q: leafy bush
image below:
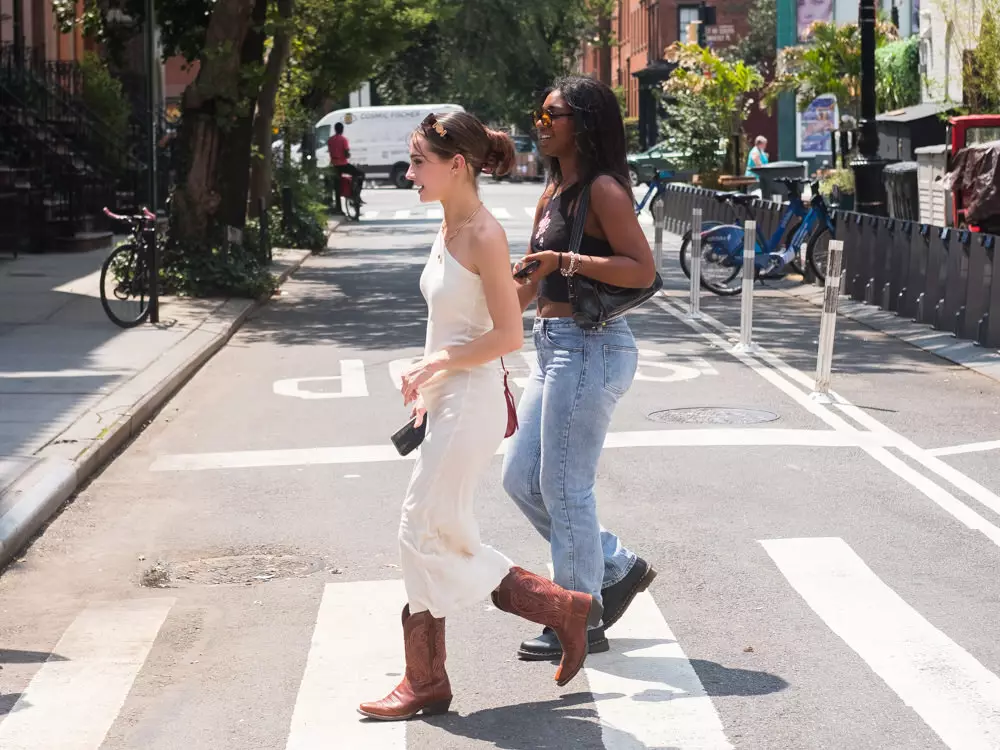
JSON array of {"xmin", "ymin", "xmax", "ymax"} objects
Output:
[
  {"xmin": 267, "ymin": 163, "xmax": 330, "ymax": 252},
  {"xmin": 819, "ymin": 167, "xmax": 855, "ymax": 197},
  {"xmin": 80, "ymin": 52, "xmax": 130, "ymax": 140},
  {"xmin": 159, "ymin": 235, "xmax": 278, "ymax": 299},
  {"xmin": 876, "ymin": 37, "xmax": 921, "ymax": 111}
]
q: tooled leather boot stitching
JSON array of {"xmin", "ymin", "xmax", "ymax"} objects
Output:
[
  {"xmin": 491, "ymin": 566, "xmax": 603, "ymax": 687},
  {"xmin": 358, "ymin": 605, "xmax": 452, "ymax": 721}
]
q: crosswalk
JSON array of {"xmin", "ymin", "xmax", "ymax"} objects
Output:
[
  {"xmin": 3, "ymin": 538, "xmax": 1000, "ymax": 748},
  {"xmin": 361, "ymin": 206, "xmax": 655, "ymax": 226}
]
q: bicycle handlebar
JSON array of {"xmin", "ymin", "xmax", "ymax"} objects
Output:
[{"xmin": 103, "ymin": 207, "xmax": 156, "ymax": 223}]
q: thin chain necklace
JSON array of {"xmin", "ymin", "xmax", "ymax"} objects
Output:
[{"xmin": 443, "ymin": 202, "xmax": 484, "ymax": 245}]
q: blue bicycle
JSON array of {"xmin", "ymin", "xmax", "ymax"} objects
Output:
[
  {"xmin": 634, "ymin": 168, "xmax": 680, "ymax": 218},
  {"xmin": 680, "ymin": 177, "xmax": 836, "ymax": 296}
]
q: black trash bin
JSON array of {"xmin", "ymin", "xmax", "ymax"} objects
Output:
[
  {"xmin": 752, "ymin": 161, "xmax": 808, "ymax": 200},
  {"xmin": 883, "ymin": 161, "xmax": 919, "ymax": 220}
]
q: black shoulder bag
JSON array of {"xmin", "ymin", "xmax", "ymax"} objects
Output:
[{"xmin": 565, "ymin": 183, "xmax": 663, "ymax": 329}]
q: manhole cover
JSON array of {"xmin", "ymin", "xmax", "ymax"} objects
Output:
[
  {"xmin": 647, "ymin": 407, "xmax": 779, "ymax": 425},
  {"xmin": 169, "ymin": 554, "xmax": 322, "ymax": 586}
]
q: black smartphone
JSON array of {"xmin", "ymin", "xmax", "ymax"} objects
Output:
[
  {"xmin": 391, "ymin": 416, "xmax": 427, "ymax": 456},
  {"xmin": 513, "ymin": 259, "xmax": 541, "ymax": 280}
]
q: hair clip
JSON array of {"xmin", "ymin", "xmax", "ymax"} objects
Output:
[{"xmin": 424, "ymin": 114, "xmax": 448, "ymax": 138}]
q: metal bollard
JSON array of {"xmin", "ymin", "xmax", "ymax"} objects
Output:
[
  {"xmin": 688, "ymin": 207, "xmax": 703, "ymax": 319},
  {"xmin": 733, "ymin": 220, "xmax": 758, "ymax": 353},
  {"xmin": 652, "ymin": 198, "xmax": 666, "ymax": 271},
  {"xmin": 811, "ymin": 240, "xmax": 845, "ymax": 402}
]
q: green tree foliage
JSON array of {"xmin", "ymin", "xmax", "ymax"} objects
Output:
[
  {"xmin": 963, "ymin": 9, "xmax": 1000, "ymax": 113},
  {"xmin": 764, "ymin": 20, "xmax": 899, "ymax": 120},
  {"xmin": 661, "ymin": 43, "xmax": 764, "ymax": 174},
  {"xmin": 875, "ymin": 36, "xmax": 921, "ymax": 111},
  {"xmin": 725, "ymin": 0, "xmax": 777, "ymax": 77},
  {"xmin": 374, "ymin": 0, "xmax": 612, "ymax": 129}
]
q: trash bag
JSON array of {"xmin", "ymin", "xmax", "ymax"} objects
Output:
[{"xmin": 944, "ymin": 140, "xmax": 1000, "ymax": 228}]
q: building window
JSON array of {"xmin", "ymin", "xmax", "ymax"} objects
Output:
[{"xmin": 678, "ymin": 5, "xmax": 700, "ymax": 42}]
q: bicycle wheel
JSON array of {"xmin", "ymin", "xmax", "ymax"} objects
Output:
[
  {"xmin": 695, "ymin": 227, "xmax": 745, "ymax": 296},
  {"xmin": 678, "ymin": 221, "xmax": 725, "ymax": 278},
  {"xmin": 782, "ymin": 218, "xmax": 805, "ymax": 276},
  {"xmin": 100, "ymin": 242, "xmax": 151, "ymax": 328},
  {"xmin": 806, "ymin": 225, "xmax": 833, "ymax": 283}
]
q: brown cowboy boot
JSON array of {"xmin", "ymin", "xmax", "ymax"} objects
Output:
[
  {"xmin": 491, "ymin": 566, "xmax": 603, "ymax": 687},
  {"xmin": 358, "ymin": 605, "xmax": 452, "ymax": 721}
]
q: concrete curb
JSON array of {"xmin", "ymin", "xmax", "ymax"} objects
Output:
[
  {"xmin": 0, "ymin": 248, "xmax": 311, "ymax": 569},
  {"xmin": 778, "ymin": 284, "xmax": 1000, "ymax": 384}
]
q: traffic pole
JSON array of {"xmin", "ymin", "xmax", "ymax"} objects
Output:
[
  {"xmin": 688, "ymin": 207, "xmax": 702, "ymax": 319},
  {"xmin": 811, "ymin": 240, "xmax": 846, "ymax": 402},
  {"xmin": 733, "ymin": 220, "xmax": 758, "ymax": 353}
]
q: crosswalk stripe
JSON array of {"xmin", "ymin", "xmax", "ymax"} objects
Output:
[
  {"xmin": 393, "ymin": 210, "xmax": 411, "ymax": 219},
  {"xmin": 285, "ymin": 580, "xmax": 405, "ymax": 749},
  {"xmin": 0, "ymin": 598, "xmax": 174, "ymax": 750},
  {"xmin": 524, "ymin": 207, "xmax": 536, "ymax": 219},
  {"xmin": 426, "ymin": 208, "xmax": 443, "ymax": 220},
  {"xmin": 362, "ymin": 210, "xmax": 379, "ymax": 220},
  {"xmin": 586, "ymin": 591, "xmax": 733, "ymax": 749},
  {"xmin": 490, "ymin": 207, "xmax": 512, "ymax": 219},
  {"xmin": 149, "ymin": 429, "xmax": 899, "ymax": 472},
  {"xmin": 763, "ymin": 537, "xmax": 1000, "ymax": 750}
]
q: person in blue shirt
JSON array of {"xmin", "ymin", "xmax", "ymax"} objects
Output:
[{"xmin": 746, "ymin": 135, "xmax": 769, "ymax": 178}]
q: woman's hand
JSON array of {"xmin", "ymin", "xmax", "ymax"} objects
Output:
[
  {"xmin": 411, "ymin": 396, "xmax": 427, "ymax": 428},
  {"xmin": 514, "ymin": 251, "xmax": 560, "ymax": 284},
  {"xmin": 400, "ymin": 353, "xmax": 447, "ymax": 405}
]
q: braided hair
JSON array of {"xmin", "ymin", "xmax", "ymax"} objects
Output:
[{"xmin": 542, "ymin": 75, "xmax": 632, "ymax": 193}]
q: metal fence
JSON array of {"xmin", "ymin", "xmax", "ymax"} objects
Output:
[{"xmin": 660, "ymin": 183, "xmax": 1000, "ymax": 349}]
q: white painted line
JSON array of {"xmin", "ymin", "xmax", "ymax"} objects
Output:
[
  {"xmin": 523, "ymin": 207, "xmax": 536, "ymax": 218},
  {"xmin": 653, "ymin": 296, "xmax": 1000, "ymax": 549},
  {"xmin": 286, "ymin": 580, "xmax": 405, "ymax": 750},
  {"xmin": 393, "ymin": 210, "xmax": 411, "ymax": 220},
  {"xmin": 927, "ymin": 440, "xmax": 1000, "ymax": 457},
  {"xmin": 490, "ymin": 207, "xmax": 512, "ymax": 219},
  {"xmin": 763, "ymin": 537, "xmax": 1000, "ymax": 749},
  {"xmin": 638, "ymin": 212, "xmax": 653, "ymax": 226},
  {"xmin": 586, "ymin": 591, "xmax": 733, "ymax": 749},
  {"xmin": 426, "ymin": 208, "xmax": 443, "ymax": 220},
  {"xmin": 634, "ymin": 360, "xmax": 704, "ymax": 383},
  {"xmin": 362, "ymin": 210, "xmax": 379, "ymax": 220},
  {"xmin": 0, "ymin": 369, "xmax": 133, "ymax": 379},
  {"xmin": 273, "ymin": 361, "xmax": 368, "ymax": 400},
  {"xmin": 0, "ymin": 598, "xmax": 174, "ymax": 750},
  {"xmin": 149, "ymin": 429, "xmax": 900, "ymax": 472}
]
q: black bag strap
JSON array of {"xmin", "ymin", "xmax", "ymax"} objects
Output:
[{"xmin": 568, "ymin": 183, "xmax": 591, "ymax": 256}]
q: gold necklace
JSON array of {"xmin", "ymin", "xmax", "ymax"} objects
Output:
[{"xmin": 443, "ymin": 203, "xmax": 484, "ymax": 246}]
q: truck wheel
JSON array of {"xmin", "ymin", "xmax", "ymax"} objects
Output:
[{"xmin": 392, "ymin": 166, "xmax": 413, "ymax": 189}]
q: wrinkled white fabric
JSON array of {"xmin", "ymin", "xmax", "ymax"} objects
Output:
[{"xmin": 398, "ymin": 231, "xmax": 513, "ymax": 618}]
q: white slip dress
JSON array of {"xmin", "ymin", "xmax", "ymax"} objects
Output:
[{"xmin": 398, "ymin": 230, "xmax": 514, "ymax": 618}]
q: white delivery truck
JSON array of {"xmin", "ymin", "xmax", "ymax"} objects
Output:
[{"xmin": 311, "ymin": 103, "xmax": 465, "ymax": 188}]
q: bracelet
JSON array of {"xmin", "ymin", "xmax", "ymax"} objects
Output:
[
  {"xmin": 558, "ymin": 252, "xmax": 564, "ymax": 271},
  {"xmin": 560, "ymin": 251, "xmax": 581, "ymax": 277}
]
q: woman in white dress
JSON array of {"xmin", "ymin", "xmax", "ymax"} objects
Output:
[{"xmin": 359, "ymin": 112, "xmax": 603, "ymax": 722}]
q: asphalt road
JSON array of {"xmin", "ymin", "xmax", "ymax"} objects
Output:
[{"xmin": 2, "ymin": 182, "xmax": 1000, "ymax": 750}]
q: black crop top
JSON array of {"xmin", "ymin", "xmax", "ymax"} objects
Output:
[{"xmin": 530, "ymin": 181, "xmax": 614, "ymax": 303}]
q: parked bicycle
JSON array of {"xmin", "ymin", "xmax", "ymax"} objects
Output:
[
  {"xmin": 100, "ymin": 206, "xmax": 157, "ymax": 328},
  {"xmin": 679, "ymin": 177, "xmax": 836, "ymax": 296},
  {"xmin": 633, "ymin": 168, "xmax": 677, "ymax": 219}
]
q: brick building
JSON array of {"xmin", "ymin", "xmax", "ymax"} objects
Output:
[{"xmin": 579, "ymin": 0, "xmax": 777, "ymax": 155}]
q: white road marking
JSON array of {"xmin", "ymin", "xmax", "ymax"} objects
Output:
[
  {"xmin": 388, "ymin": 357, "xmax": 421, "ymax": 390},
  {"xmin": 489, "ymin": 207, "xmax": 512, "ymax": 219},
  {"xmin": 763, "ymin": 537, "xmax": 1000, "ymax": 750},
  {"xmin": 927, "ymin": 440, "xmax": 1000, "ymax": 457},
  {"xmin": 273, "ymin": 361, "xmax": 368, "ymax": 400},
  {"xmin": 363, "ymin": 210, "xmax": 379, "ymax": 220},
  {"xmin": 0, "ymin": 598, "xmax": 174, "ymax": 750},
  {"xmin": 393, "ymin": 210, "xmax": 411, "ymax": 220},
  {"xmin": 638, "ymin": 212, "xmax": 653, "ymax": 226},
  {"xmin": 653, "ymin": 296, "xmax": 1000, "ymax": 549},
  {"xmin": 149, "ymin": 428, "xmax": 899, "ymax": 472},
  {"xmin": 524, "ymin": 206, "xmax": 536, "ymax": 218},
  {"xmin": 586, "ymin": 592, "xmax": 733, "ymax": 749},
  {"xmin": 426, "ymin": 208, "xmax": 443, "ymax": 220},
  {"xmin": 634, "ymin": 360, "xmax": 704, "ymax": 383},
  {"xmin": 285, "ymin": 580, "xmax": 405, "ymax": 750}
]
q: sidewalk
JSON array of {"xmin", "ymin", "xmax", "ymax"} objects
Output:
[{"xmin": 0, "ymin": 244, "xmax": 313, "ymax": 567}]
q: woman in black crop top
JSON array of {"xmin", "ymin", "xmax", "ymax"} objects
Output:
[{"xmin": 501, "ymin": 76, "xmax": 659, "ymax": 662}]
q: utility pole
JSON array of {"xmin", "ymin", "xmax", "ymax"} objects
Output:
[{"xmin": 851, "ymin": 0, "xmax": 887, "ymax": 215}]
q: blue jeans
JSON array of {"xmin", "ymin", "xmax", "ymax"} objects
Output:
[{"xmin": 501, "ymin": 317, "xmax": 639, "ymax": 606}]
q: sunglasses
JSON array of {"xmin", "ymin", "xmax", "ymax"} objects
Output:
[{"xmin": 532, "ymin": 110, "xmax": 573, "ymax": 128}]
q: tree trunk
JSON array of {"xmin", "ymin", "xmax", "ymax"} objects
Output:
[
  {"xmin": 170, "ymin": 0, "xmax": 259, "ymax": 246},
  {"xmin": 249, "ymin": 0, "xmax": 294, "ymax": 218},
  {"xmin": 216, "ymin": 0, "xmax": 268, "ymax": 229}
]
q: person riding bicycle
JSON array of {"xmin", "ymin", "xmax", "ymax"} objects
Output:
[{"xmin": 327, "ymin": 122, "xmax": 365, "ymax": 215}]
